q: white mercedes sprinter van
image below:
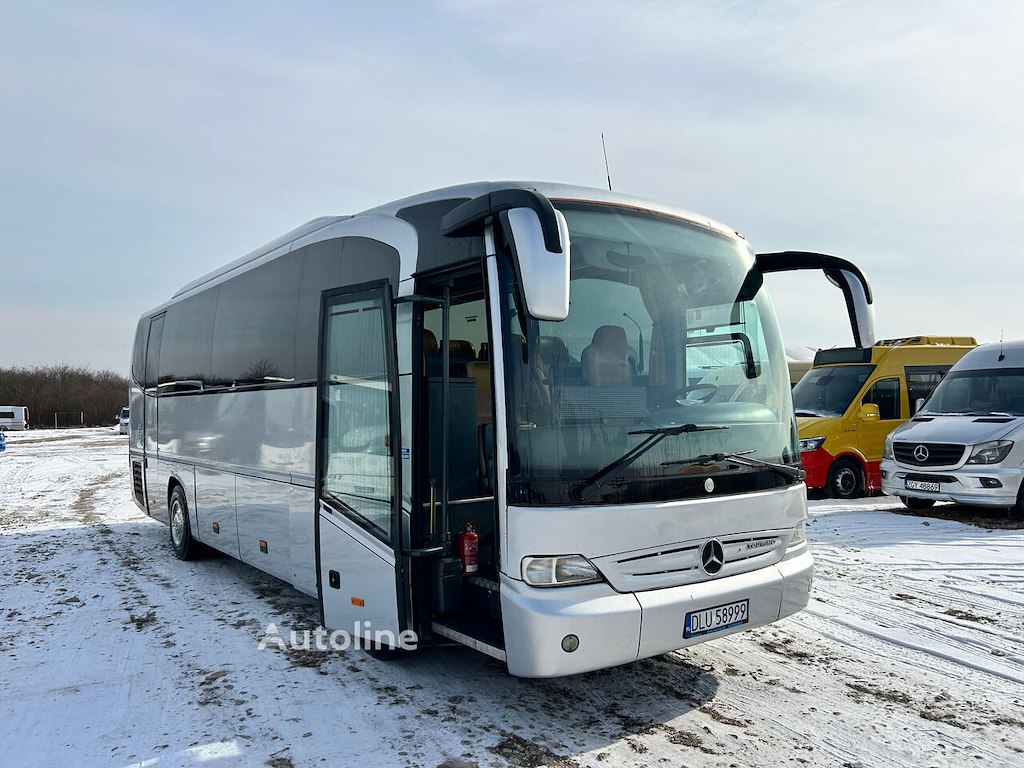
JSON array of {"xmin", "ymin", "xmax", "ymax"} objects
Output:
[{"xmin": 881, "ymin": 340, "xmax": 1024, "ymax": 517}]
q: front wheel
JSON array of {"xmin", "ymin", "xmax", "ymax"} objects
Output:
[
  {"xmin": 1011, "ymin": 483, "xmax": 1024, "ymax": 521},
  {"xmin": 169, "ymin": 485, "xmax": 200, "ymax": 560},
  {"xmin": 899, "ymin": 495, "xmax": 935, "ymax": 511},
  {"xmin": 827, "ymin": 458, "xmax": 863, "ymax": 499}
]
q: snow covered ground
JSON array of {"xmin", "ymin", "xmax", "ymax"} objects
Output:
[{"xmin": 1, "ymin": 429, "xmax": 1022, "ymax": 768}]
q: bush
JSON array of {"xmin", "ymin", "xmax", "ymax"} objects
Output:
[{"xmin": 0, "ymin": 364, "xmax": 129, "ymax": 428}]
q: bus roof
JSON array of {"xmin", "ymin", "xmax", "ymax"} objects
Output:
[
  {"xmin": 357, "ymin": 180, "xmax": 736, "ymax": 236},
  {"xmin": 170, "ymin": 181, "xmax": 740, "ymax": 302}
]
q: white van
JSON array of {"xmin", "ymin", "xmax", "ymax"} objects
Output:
[
  {"xmin": 118, "ymin": 406, "xmax": 130, "ymax": 435},
  {"xmin": 881, "ymin": 340, "xmax": 1024, "ymax": 517},
  {"xmin": 0, "ymin": 406, "xmax": 29, "ymax": 431}
]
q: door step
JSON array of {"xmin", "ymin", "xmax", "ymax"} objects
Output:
[{"xmin": 431, "ymin": 613, "xmax": 506, "ymax": 662}]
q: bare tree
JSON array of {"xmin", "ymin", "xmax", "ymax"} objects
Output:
[{"xmin": 0, "ymin": 365, "xmax": 129, "ymax": 428}]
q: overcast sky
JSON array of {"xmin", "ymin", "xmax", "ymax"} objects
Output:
[{"xmin": 2, "ymin": 1, "xmax": 1022, "ymax": 373}]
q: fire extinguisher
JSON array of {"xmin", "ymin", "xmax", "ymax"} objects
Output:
[{"xmin": 457, "ymin": 521, "xmax": 479, "ymax": 575}]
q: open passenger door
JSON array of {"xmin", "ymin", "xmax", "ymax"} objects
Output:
[
  {"xmin": 755, "ymin": 251, "xmax": 876, "ymax": 348},
  {"xmin": 316, "ymin": 282, "xmax": 406, "ymax": 646}
]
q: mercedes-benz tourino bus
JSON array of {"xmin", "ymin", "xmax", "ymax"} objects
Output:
[{"xmin": 129, "ymin": 182, "xmax": 874, "ymax": 677}]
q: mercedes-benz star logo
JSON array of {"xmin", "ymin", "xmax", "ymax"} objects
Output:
[
  {"xmin": 700, "ymin": 539, "xmax": 725, "ymax": 575},
  {"xmin": 913, "ymin": 445, "xmax": 930, "ymax": 462}
]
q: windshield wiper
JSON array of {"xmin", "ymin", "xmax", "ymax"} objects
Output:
[
  {"xmin": 794, "ymin": 410, "xmax": 821, "ymax": 417},
  {"xmin": 662, "ymin": 449, "xmax": 806, "ymax": 481},
  {"xmin": 569, "ymin": 423, "xmax": 729, "ymax": 503}
]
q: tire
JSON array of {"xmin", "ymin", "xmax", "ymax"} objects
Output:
[
  {"xmin": 899, "ymin": 495, "xmax": 936, "ymax": 511},
  {"xmin": 826, "ymin": 458, "xmax": 863, "ymax": 500},
  {"xmin": 1011, "ymin": 483, "xmax": 1024, "ymax": 521},
  {"xmin": 168, "ymin": 484, "xmax": 200, "ymax": 560}
]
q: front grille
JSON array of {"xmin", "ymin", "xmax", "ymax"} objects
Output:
[
  {"xmin": 592, "ymin": 531, "xmax": 787, "ymax": 592},
  {"xmin": 893, "ymin": 442, "xmax": 965, "ymax": 467}
]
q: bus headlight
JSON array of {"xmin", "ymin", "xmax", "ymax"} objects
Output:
[
  {"xmin": 799, "ymin": 436, "xmax": 826, "ymax": 453},
  {"xmin": 522, "ymin": 555, "xmax": 603, "ymax": 587},
  {"xmin": 790, "ymin": 520, "xmax": 806, "ymax": 546},
  {"xmin": 966, "ymin": 440, "xmax": 1013, "ymax": 465}
]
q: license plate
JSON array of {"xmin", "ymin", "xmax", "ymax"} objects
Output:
[
  {"xmin": 684, "ymin": 599, "xmax": 749, "ymax": 639},
  {"xmin": 905, "ymin": 479, "xmax": 939, "ymax": 492}
]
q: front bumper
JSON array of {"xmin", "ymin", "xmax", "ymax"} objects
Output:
[
  {"xmin": 881, "ymin": 461, "xmax": 1024, "ymax": 507},
  {"xmin": 800, "ymin": 448, "xmax": 833, "ymax": 489},
  {"xmin": 500, "ymin": 547, "xmax": 813, "ymax": 677}
]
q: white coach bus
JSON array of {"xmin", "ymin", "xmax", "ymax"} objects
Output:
[{"xmin": 129, "ymin": 182, "xmax": 874, "ymax": 677}]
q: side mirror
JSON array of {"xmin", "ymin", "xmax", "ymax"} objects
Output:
[
  {"xmin": 756, "ymin": 252, "xmax": 875, "ymax": 348},
  {"xmin": 914, "ymin": 397, "xmax": 925, "ymax": 415},
  {"xmin": 441, "ymin": 188, "xmax": 571, "ymax": 322},
  {"xmin": 502, "ymin": 207, "xmax": 570, "ymax": 321},
  {"xmin": 858, "ymin": 402, "xmax": 880, "ymax": 422}
]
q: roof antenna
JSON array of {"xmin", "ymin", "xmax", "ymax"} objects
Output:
[
  {"xmin": 999, "ymin": 329, "xmax": 1005, "ymax": 361},
  {"xmin": 601, "ymin": 132, "xmax": 613, "ymax": 191}
]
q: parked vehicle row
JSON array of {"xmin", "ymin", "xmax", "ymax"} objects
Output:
[
  {"xmin": 882, "ymin": 340, "xmax": 1024, "ymax": 517},
  {"xmin": 794, "ymin": 337, "xmax": 976, "ymax": 499}
]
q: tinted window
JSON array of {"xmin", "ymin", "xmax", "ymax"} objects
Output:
[
  {"xmin": 131, "ymin": 317, "xmax": 147, "ymax": 385},
  {"xmin": 160, "ymin": 289, "xmax": 217, "ymax": 387},
  {"xmin": 212, "ymin": 252, "xmax": 302, "ymax": 384},
  {"xmin": 294, "ymin": 237, "xmax": 401, "ymax": 380},
  {"xmin": 295, "ymin": 240, "xmax": 344, "ymax": 380},
  {"xmin": 145, "ymin": 314, "xmax": 164, "ymax": 388},
  {"xmin": 906, "ymin": 366, "xmax": 949, "ymax": 412},
  {"xmin": 397, "ymin": 199, "xmax": 481, "ymax": 273}
]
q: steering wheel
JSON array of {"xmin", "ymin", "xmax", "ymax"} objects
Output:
[{"xmin": 672, "ymin": 383, "xmax": 720, "ymax": 404}]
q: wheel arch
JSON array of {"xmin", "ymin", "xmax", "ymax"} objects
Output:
[
  {"xmin": 165, "ymin": 468, "xmax": 198, "ymax": 540},
  {"xmin": 167, "ymin": 474, "xmax": 183, "ymax": 506},
  {"xmin": 827, "ymin": 449, "xmax": 869, "ymax": 474}
]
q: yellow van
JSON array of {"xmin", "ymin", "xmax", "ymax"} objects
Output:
[{"xmin": 793, "ymin": 336, "xmax": 976, "ymax": 498}]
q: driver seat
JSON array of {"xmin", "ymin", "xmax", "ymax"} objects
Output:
[{"xmin": 582, "ymin": 325, "xmax": 636, "ymax": 386}]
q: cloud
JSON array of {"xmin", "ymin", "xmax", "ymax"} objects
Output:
[{"xmin": 1, "ymin": 0, "xmax": 1023, "ymax": 370}]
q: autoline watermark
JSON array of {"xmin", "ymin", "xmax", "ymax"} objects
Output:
[{"xmin": 258, "ymin": 622, "xmax": 419, "ymax": 652}]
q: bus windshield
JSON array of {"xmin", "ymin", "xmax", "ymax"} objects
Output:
[
  {"xmin": 792, "ymin": 364, "xmax": 875, "ymax": 418},
  {"xmin": 500, "ymin": 202, "xmax": 798, "ymax": 506}
]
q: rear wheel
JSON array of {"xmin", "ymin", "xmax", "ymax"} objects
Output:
[
  {"xmin": 899, "ymin": 495, "xmax": 936, "ymax": 511},
  {"xmin": 169, "ymin": 484, "xmax": 200, "ymax": 560},
  {"xmin": 827, "ymin": 458, "xmax": 863, "ymax": 499}
]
